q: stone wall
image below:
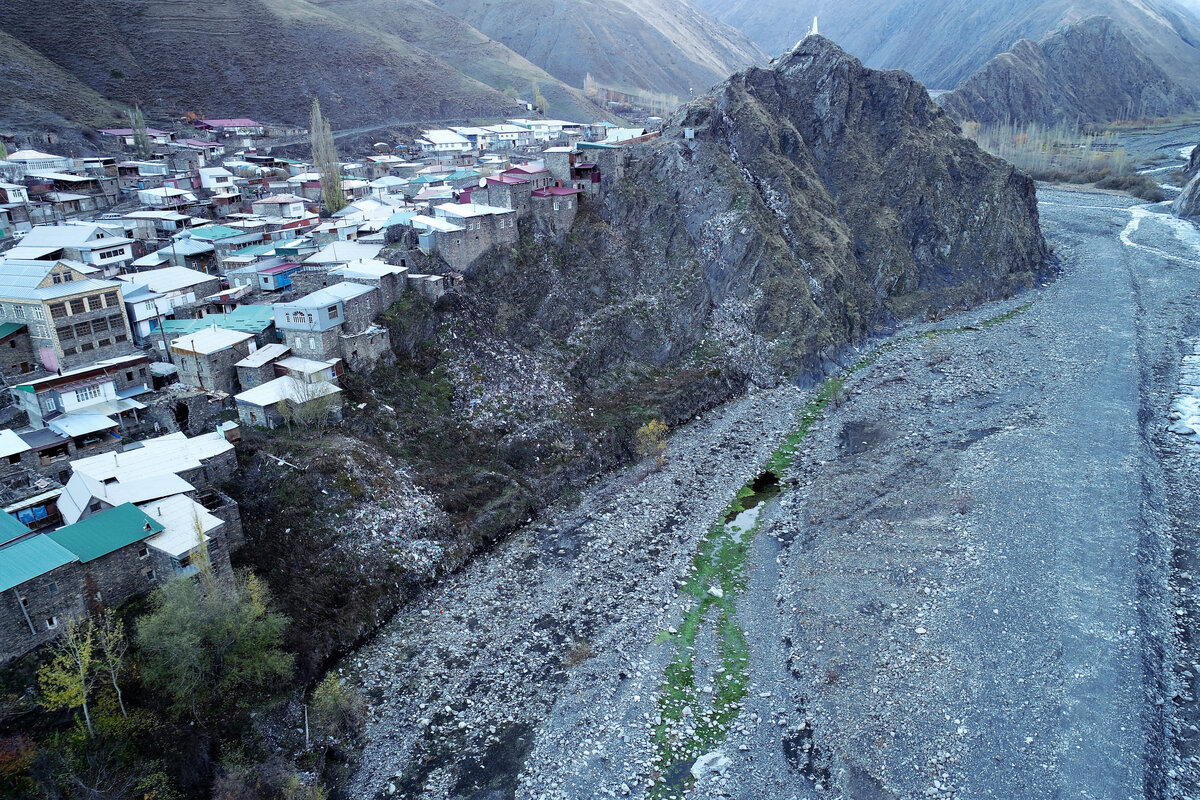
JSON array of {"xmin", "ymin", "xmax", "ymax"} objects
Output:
[
  {"xmin": 0, "ymin": 562, "xmax": 87, "ymax": 664},
  {"xmin": 0, "ymin": 329, "xmax": 38, "ymax": 379},
  {"xmin": 532, "ymin": 194, "xmax": 580, "ymax": 240},
  {"xmin": 340, "ymin": 327, "xmax": 393, "ymax": 371},
  {"xmin": 434, "ymin": 213, "xmax": 519, "ymax": 271},
  {"xmin": 283, "ymin": 328, "xmax": 341, "ymax": 361},
  {"xmin": 173, "ymin": 340, "xmax": 254, "ymax": 395}
]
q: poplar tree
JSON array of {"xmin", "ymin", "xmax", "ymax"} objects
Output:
[
  {"xmin": 309, "ymin": 99, "xmax": 345, "ymax": 214},
  {"xmin": 127, "ymin": 107, "xmax": 153, "ymax": 160}
]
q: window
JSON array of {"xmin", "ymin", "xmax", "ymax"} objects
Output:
[
  {"xmin": 138, "ymin": 546, "xmax": 148, "ymax": 559},
  {"xmin": 63, "ymin": 347, "xmax": 77, "ymax": 355},
  {"xmin": 125, "ymin": 371, "xmax": 133, "ymax": 381},
  {"xmin": 74, "ymin": 322, "xmax": 90, "ymax": 338},
  {"xmin": 96, "ymin": 338, "xmax": 111, "ymax": 347},
  {"xmin": 52, "ymin": 274, "xmax": 62, "ymax": 284},
  {"xmin": 47, "ymin": 582, "xmax": 58, "ymax": 596},
  {"xmin": 63, "ymin": 273, "xmax": 73, "ymax": 283},
  {"xmin": 86, "ymin": 295, "xmax": 102, "ymax": 312},
  {"xmin": 92, "ymin": 317, "xmax": 108, "ymax": 333},
  {"xmin": 80, "ymin": 342, "xmax": 94, "ymax": 352},
  {"xmin": 69, "ymin": 299, "xmax": 85, "ymax": 315},
  {"xmin": 49, "ymin": 303, "xmax": 66, "ymax": 319},
  {"xmin": 114, "ymin": 334, "xmax": 127, "ymax": 343},
  {"xmin": 306, "ymin": 314, "xmax": 313, "ymax": 324},
  {"xmin": 7, "ymin": 453, "xmax": 20, "ymax": 465},
  {"xmin": 327, "ymin": 305, "xmax": 339, "ymax": 319},
  {"xmin": 31, "ymin": 307, "xmax": 44, "ymax": 320},
  {"xmin": 139, "ymin": 368, "xmax": 146, "ymax": 378},
  {"xmin": 103, "ymin": 292, "xmax": 119, "ymax": 307},
  {"xmin": 88, "ymin": 499, "xmax": 102, "ymax": 512},
  {"xmin": 45, "ymin": 617, "xmax": 58, "ymax": 630},
  {"xmin": 107, "ymin": 313, "xmax": 123, "ymax": 329},
  {"xmin": 308, "ymin": 336, "xmax": 316, "ymax": 350}
]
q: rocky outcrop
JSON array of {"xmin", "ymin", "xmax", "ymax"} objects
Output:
[
  {"xmin": 470, "ymin": 36, "xmax": 1049, "ymax": 378},
  {"xmin": 1174, "ymin": 173, "xmax": 1200, "ymax": 219},
  {"xmin": 939, "ymin": 17, "xmax": 1195, "ymax": 128}
]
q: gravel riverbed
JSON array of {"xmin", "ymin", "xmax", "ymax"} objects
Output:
[{"xmin": 342, "ymin": 184, "xmax": 1200, "ymax": 800}]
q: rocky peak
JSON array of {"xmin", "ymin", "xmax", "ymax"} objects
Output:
[{"xmin": 472, "ymin": 34, "xmax": 1050, "ymax": 379}]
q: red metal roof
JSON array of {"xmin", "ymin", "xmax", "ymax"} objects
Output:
[{"xmin": 532, "ymin": 187, "xmax": 583, "ymax": 197}]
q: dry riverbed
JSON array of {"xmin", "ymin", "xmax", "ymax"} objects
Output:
[{"xmin": 340, "ymin": 186, "xmax": 1200, "ymax": 800}]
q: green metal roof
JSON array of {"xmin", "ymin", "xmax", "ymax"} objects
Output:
[
  {"xmin": 0, "ymin": 513, "xmax": 30, "ymax": 546},
  {"xmin": 0, "ymin": 322, "xmax": 27, "ymax": 341},
  {"xmin": 232, "ymin": 243, "xmax": 277, "ymax": 257},
  {"xmin": 48, "ymin": 503, "xmax": 163, "ymax": 563},
  {"xmin": 161, "ymin": 305, "xmax": 276, "ymax": 335},
  {"xmin": 0, "ymin": 535, "xmax": 77, "ymax": 592},
  {"xmin": 189, "ymin": 225, "xmax": 244, "ymax": 241}
]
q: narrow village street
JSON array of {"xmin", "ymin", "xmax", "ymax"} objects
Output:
[{"xmin": 347, "ymin": 185, "xmax": 1200, "ymax": 800}]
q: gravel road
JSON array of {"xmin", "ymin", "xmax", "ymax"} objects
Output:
[{"xmin": 342, "ymin": 183, "xmax": 1200, "ymax": 800}]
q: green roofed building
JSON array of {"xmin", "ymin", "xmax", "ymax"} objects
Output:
[
  {"xmin": 160, "ymin": 305, "xmax": 277, "ymax": 340},
  {"xmin": 48, "ymin": 502, "xmax": 163, "ymax": 563},
  {"xmin": 0, "ymin": 531, "xmax": 84, "ymax": 663}
]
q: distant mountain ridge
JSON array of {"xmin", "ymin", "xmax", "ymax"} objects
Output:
[
  {"xmin": 939, "ymin": 17, "xmax": 1196, "ymax": 127},
  {"xmin": 694, "ymin": 0, "xmax": 1200, "ymax": 94}
]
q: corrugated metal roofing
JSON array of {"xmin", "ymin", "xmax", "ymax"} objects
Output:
[
  {"xmin": 0, "ymin": 512, "xmax": 30, "ymax": 546},
  {"xmin": 49, "ymin": 503, "xmax": 163, "ymax": 563},
  {"xmin": 0, "ymin": 535, "xmax": 76, "ymax": 592},
  {"xmin": 0, "ymin": 322, "xmax": 27, "ymax": 339},
  {"xmin": 160, "ymin": 305, "xmax": 275, "ymax": 335}
]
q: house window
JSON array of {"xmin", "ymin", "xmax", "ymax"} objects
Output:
[
  {"xmin": 138, "ymin": 546, "xmax": 148, "ymax": 559},
  {"xmin": 52, "ymin": 274, "xmax": 62, "ymax": 284},
  {"xmin": 143, "ymin": 568, "xmax": 156, "ymax": 581},
  {"xmin": 139, "ymin": 368, "xmax": 146, "ymax": 378},
  {"xmin": 74, "ymin": 321, "xmax": 90, "ymax": 338},
  {"xmin": 57, "ymin": 326, "xmax": 74, "ymax": 341},
  {"xmin": 86, "ymin": 296, "xmax": 103, "ymax": 312},
  {"xmin": 104, "ymin": 292, "xmax": 119, "ymax": 307},
  {"xmin": 69, "ymin": 299, "xmax": 85, "ymax": 315},
  {"xmin": 125, "ymin": 371, "xmax": 133, "ymax": 381},
  {"xmin": 63, "ymin": 347, "xmax": 77, "ymax": 355},
  {"xmin": 45, "ymin": 617, "xmax": 58, "ymax": 630},
  {"xmin": 92, "ymin": 317, "xmax": 109, "ymax": 333},
  {"xmin": 88, "ymin": 500, "xmax": 102, "ymax": 512},
  {"xmin": 50, "ymin": 303, "xmax": 66, "ymax": 319},
  {"xmin": 97, "ymin": 338, "xmax": 111, "ymax": 347},
  {"xmin": 308, "ymin": 337, "xmax": 316, "ymax": 350},
  {"xmin": 306, "ymin": 314, "xmax": 313, "ymax": 324},
  {"xmin": 47, "ymin": 582, "xmax": 57, "ymax": 595},
  {"xmin": 63, "ymin": 273, "xmax": 73, "ymax": 282},
  {"xmin": 76, "ymin": 385, "xmax": 101, "ymax": 402},
  {"xmin": 7, "ymin": 453, "xmax": 20, "ymax": 465},
  {"xmin": 80, "ymin": 342, "xmax": 94, "ymax": 352},
  {"xmin": 327, "ymin": 305, "xmax": 339, "ymax": 319},
  {"xmin": 114, "ymin": 334, "xmax": 127, "ymax": 343},
  {"xmin": 107, "ymin": 313, "xmax": 123, "ymax": 329}
]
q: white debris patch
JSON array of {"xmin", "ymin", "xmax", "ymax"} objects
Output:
[{"xmin": 444, "ymin": 331, "xmax": 572, "ymax": 434}]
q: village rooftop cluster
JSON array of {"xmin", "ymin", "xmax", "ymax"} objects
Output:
[{"xmin": 0, "ymin": 112, "xmax": 660, "ymax": 662}]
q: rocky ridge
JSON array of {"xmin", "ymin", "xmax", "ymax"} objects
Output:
[
  {"xmin": 939, "ymin": 17, "xmax": 1196, "ymax": 128},
  {"xmin": 470, "ymin": 35, "xmax": 1049, "ymax": 382}
]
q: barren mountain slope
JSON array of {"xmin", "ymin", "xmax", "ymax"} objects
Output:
[
  {"xmin": 0, "ymin": 0, "xmax": 524, "ymax": 127},
  {"xmin": 940, "ymin": 16, "xmax": 1196, "ymax": 127},
  {"xmin": 695, "ymin": 0, "xmax": 1200, "ymax": 92},
  {"xmin": 431, "ymin": 0, "xmax": 767, "ymax": 99},
  {"xmin": 311, "ymin": 0, "xmax": 609, "ymax": 121},
  {"xmin": 0, "ymin": 29, "xmax": 124, "ymax": 135}
]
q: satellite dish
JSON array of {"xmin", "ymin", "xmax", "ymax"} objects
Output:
[{"xmin": 479, "ymin": 177, "xmax": 488, "ymax": 188}]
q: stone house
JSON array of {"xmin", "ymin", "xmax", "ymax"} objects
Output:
[
  {"xmin": 274, "ymin": 282, "xmax": 390, "ymax": 369},
  {"xmin": 235, "ymin": 375, "xmax": 343, "ymax": 430},
  {"xmin": 169, "ymin": 327, "xmax": 257, "ymax": 394},
  {"xmin": 116, "ymin": 267, "xmax": 222, "ymax": 346},
  {"xmin": 480, "ymin": 175, "xmax": 533, "ymax": 219},
  {"xmin": 427, "ymin": 203, "xmax": 518, "ymax": 270},
  {"xmin": 0, "ymin": 499, "xmax": 237, "ymax": 664},
  {"xmin": 4, "ymin": 223, "xmax": 134, "ymax": 274},
  {"xmin": 0, "ymin": 322, "xmax": 37, "ymax": 379},
  {"xmin": 0, "ymin": 258, "xmax": 135, "ymax": 372},
  {"xmin": 9, "ymin": 353, "xmax": 152, "ymax": 430},
  {"xmin": 532, "ymin": 187, "xmax": 583, "ymax": 238},
  {"xmin": 235, "ymin": 343, "xmax": 292, "ymax": 390}
]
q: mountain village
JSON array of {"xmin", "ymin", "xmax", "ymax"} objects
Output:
[{"xmin": 0, "ymin": 114, "xmax": 659, "ymax": 664}]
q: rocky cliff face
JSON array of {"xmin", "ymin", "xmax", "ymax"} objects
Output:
[
  {"xmin": 1175, "ymin": 171, "xmax": 1200, "ymax": 218},
  {"xmin": 940, "ymin": 17, "xmax": 1195, "ymax": 128},
  {"xmin": 471, "ymin": 36, "xmax": 1050, "ymax": 379}
]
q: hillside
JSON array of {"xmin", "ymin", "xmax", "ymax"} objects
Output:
[
  {"xmin": 0, "ymin": 0, "xmax": 527, "ymax": 128},
  {"xmin": 940, "ymin": 17, "xmax": 1196, "ymax": 127},
  {"xmin": 430, "ymin": 0, "xmax": 767, "ymax": 100},
  {"xmin": 0, "ymin": 29, "xmax": 125, "ymax": 137},
  {"xmin": 313, "ymin": 0, "xmax": 607, "ymax": 122},
  {"xmin": 694, "ymin": 0, "xmax": 1200, "ymax": 93}
]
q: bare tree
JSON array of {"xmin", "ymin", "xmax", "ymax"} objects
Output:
[{"xmin": 94, "ymin": 611, "xmax": 129, "ymax": 719}]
